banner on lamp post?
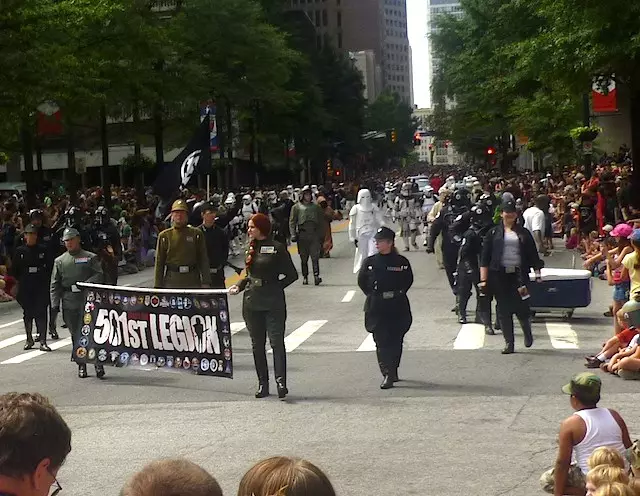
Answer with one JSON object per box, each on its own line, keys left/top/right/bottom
{"left": 592, "top": 76, "right": 618, "bottom": 113}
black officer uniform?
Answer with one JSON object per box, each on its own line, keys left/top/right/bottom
{"left": 427, "top": 189, "right": 471, "bottom": 296}
{"left": 199, "top": 204, "right": 230, "bottom": 289}
{"left": 455, "top": 201, "right": 494, "bottom": 330}
{"left": 480, "top": 200, "right": 544, "bottom": 354}
{"left": 91, "top": 206, "right": 121, "bottom": 285}
{"left": 357, "top": 227, "right": 414, "bottom": 389}
{"left": 237, "top": 236, "right": 298, "bottom": 399}
{"left": 11, "top": 224, "right": 53, "bottom": 351}
{"left": 18, "top": 209, "right": 59, "bottom": 340}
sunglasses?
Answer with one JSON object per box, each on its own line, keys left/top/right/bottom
{"left": 0, "top": 479, "right": 61, "bottom": 496}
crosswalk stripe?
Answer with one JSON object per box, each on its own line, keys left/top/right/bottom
{"left": 357, "top": 334, "right": 376, "bottom": 351}
{"left": 341, "top": 290, "right": 356, "bottom": 303}
{"left": 1, "top": 337, "right": 73, "bottom": 365}
{"left": 546, "top": 322, "right": 579, "bottom": 349}
{"left": 230, "top": 322, "right": 246, "bottom": 335}
{"left": 274, "top": 320, "right": 328, "bottom": 353}
{"left": 0, "top": 319, "right": 23, "bottom": 330}
{"left": 0, "top": 334, "right": 26, "bottom": 350}
{"left": 453, "top": 324, "right": 486, "bottom": 350}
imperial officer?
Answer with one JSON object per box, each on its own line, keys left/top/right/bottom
{"left": 199, "top": 203, "right": 229, "bottom": 289}
{"left": 357, "top": 226, "right": 414, "bottom": 389}
{"left": 154, "top": 199, "right": 212, "bottom": 289}
{"left": 11, "top": 224, "right": 52, "bottom": 351}
{"left": 50, "top": 228, "right": 104, "bottom": 378}
{"left": 289, "top": 186, "right": 324, "bottom": 286}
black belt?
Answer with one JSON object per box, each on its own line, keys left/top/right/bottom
{"left": 249, "top": 277, "right": 278, "bottom": 287}
{"left": 166, "top": 264, "right": 197, "bottom": 273}
{"left": 376, "top": 290, "right": 403, "bottom": 300}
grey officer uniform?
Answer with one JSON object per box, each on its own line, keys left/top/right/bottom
{"left": 50, "top": 228, "right": 104, "bottom": 377}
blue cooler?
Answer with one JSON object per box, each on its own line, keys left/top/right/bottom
{"left": 528, "top": 268, "right": 592, "bottom": 319}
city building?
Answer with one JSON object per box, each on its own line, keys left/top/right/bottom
{"left": 350, "top": 50, "right": 383, "bottom": 103}
{"left": 427, "top": 0, "right": 462, "bottom": 101}
{"left": 287, "top": 0, "right": 413, "bottom": 104}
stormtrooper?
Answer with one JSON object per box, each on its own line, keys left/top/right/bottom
{"left": 421, "top": 186, "right": 436, "bottom": 246}
{"left": 349, "top": 188, "right": 385, "bottom": 273}
{"left": 445, "top": 176, "right": 456, "bottom": 190}
{"left": 394, "top": 183, "right": 422, "bottom": 251}
{"left": 241, "top": 194, "right": 258, "bottom": 221}
{"left": 384, "top": 182, "right": 397, "bottom": 218}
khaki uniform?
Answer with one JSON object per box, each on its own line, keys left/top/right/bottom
{"left": 154, "top": 225, "right": 211, "bottom": 289}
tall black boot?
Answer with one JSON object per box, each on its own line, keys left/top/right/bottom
{"left": 500, "top": 313, "right": 515, "bottom": 354}
{"left": 23, "top": 318, "right": 34, "bottom": 350}
{"left": 519, "top": 313, "right": 534, "bottom": 348}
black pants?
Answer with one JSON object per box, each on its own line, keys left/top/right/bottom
{"left": 297, "top": 233, "right": 320, "bottom": 278}
{"left": 456, "top": 265, "right": 480, "bottom": 319}
{"left": 21, "top": 303, "right": 48, "bottom": 344}
{"left": 243, "top": 307, "right": 287, "bottom": 386}
{"left": 62, "top": 308, "right": 82, "bottom": 355}
{"left": 209, "top": 271, "right": 226, "bottom": 289}
{"left": 443, "top": 244, "right": 458, "bottom": 294}
{"left": 373, "top": 330, "right": 405, "bottom": 377}
{"left": 49, "top": 304, "right": 58, "bottom": 332}
{"left": 490, "top": 271, "right": 533, "bottom": 347}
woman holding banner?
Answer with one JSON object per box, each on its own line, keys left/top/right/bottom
{"left": 228, "top": 213, "right": 298, "bottom": 399}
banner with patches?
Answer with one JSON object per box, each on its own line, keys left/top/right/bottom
{"left": 75, "top": 283, "right": 232, "bottom": 378}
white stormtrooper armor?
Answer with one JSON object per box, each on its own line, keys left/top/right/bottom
{"left": 241, "top": 194, "right": 258, "bottom": 221}
{"left": 445, "top": 176, "right": 456, "bottom": 190}
{"left": 394, "top": 183, "right": 422, "bottom": 251}
{"left": 349, "top": 188, "right": 384, "bottom": 273}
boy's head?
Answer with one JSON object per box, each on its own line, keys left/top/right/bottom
{"left": 586, "top": 464, "right": 629, "bottom": 495}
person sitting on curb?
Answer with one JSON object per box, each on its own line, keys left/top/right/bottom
{"left": 540, "top": 372, "right": 632, "bottom": 496}
{"left": 586, "top": 312, "right": 638, "bottom": 369}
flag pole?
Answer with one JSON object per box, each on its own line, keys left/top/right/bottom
{"left": 207, "top": 174, "right": 210, "bottom": 201}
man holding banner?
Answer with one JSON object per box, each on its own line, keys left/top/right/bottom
{"left": 154, "top": 200, "right": 212, "bottom": 290}
{"left": 50, "top": 228, "right": 105, "bottom": 379}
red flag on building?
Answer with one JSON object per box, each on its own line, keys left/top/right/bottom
{"left": 592, "top": 77, "right": 618, "bottom": 113}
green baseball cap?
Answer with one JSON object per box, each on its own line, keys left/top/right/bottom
{"left": 562, "top": 372, "right": 601, "bottom": 399}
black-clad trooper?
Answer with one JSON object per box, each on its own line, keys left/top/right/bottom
{"left": 426, "top": 188, "right": 471, "bottom": 297}
{"left": 454, "top": 200, "right": 495, "bottom": 331}
{"left": 91, "top": 206, "right": 121, "bottom": 285}
{"left": 357, "top": 226, "right": 414, "bottom": 389}
{"left": 199, "top": 203, "right": 230, "bottom": 289}
{"left": 11, "top": 224, "right": 52, "bottom": 351}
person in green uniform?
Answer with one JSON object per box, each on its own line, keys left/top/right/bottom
{"left": 154, "top": 199, "right": 212, "bottom": 289}
{"left": 50, "top": 228, "right": 104, "bottom": 379}
{"left": 289, "top": 185, "right": 324, "bottom": 286}
{"left": 228, "top": 213, "right": 298, "bottom": 399}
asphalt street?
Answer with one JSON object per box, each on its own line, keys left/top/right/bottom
{"left": 1, "top": 219, "right": 638, "bottom": 496}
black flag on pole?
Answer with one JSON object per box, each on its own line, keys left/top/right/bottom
{"left": 153, "top": 115, "right": 212, "bottom": 199}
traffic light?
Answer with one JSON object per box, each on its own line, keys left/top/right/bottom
{"left": 413, "top": 132, "right": 421, "bottom": 146}
{"left": 391, "top": 130, "right": 397, "bottom": 143}
{"left": 326, "top": 159, "right": 333, "bottom": 177}
{"left": 487, "top": 147, "right": 496, "bottom": 155}
{"left": 428, "top": 143, "right": 434, "bottom": 151}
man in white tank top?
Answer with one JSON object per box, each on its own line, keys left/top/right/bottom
{"left": 540, "top": 372, "right": 632, "bottom": 495}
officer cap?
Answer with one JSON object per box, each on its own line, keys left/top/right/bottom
{"left": 171, "top": 199, "right": 189, "bottom": 212}
{"left": 62, "top": 227, "right": 80, "bottom": 241}
{"left": 200, "top": 203, "right": 216, "bottom": 214}
{"left": 502, "top": 200, "right": 517, "bottom": 213}
{"left": 28, "top": 209, "right": 44, "bottom": 219}
{"left": 374, "top": 226, "right": 395, "bottom": 241}
{"left": 24, "top": 224, "right": 38, "bottom": 234}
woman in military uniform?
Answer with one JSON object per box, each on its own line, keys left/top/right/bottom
{"left": 357, "top": 226, "right": 414, "bottom": 389}
{"left": 229, "top": 213, "right": 298, "bottom": 399}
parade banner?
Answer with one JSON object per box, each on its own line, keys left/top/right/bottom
{"left": 75, "top": 283, "right": 233, "bottom": 378}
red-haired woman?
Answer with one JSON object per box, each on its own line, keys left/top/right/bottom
{"left": 229, "top": 213, "right": 298, "bottom": 399}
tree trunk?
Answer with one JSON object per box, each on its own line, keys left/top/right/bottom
{"left": 21, "top": 122, "right": 36, "bottom": 208}
{"left": 35, "top": 137, "right": 44, "bottom": 192}
{"left": 256, "top": 102, "right": 262, "bottom": 187}
{"left": 66, "top": 118, "right": 78, "bottom": 205}
{"left": 226, "top": 100, "right": 237, "bottom": 188}
{"left": 630, "top": 86, "right": 640, "bottom": 209}
{"left": 154, "top": 102, "right": 164, "bottom": 174}
{"left": 133, "top": 102, "right": 146, "bottom": 207}
{"left": 100, "top": 105, "right": 112, "bottom": 213}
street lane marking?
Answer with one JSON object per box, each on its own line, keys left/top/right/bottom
{"left": 357, "top": 334, "right": 376, "bottom": 351}
{"left": 0, "top": 319, "right": 23, "bottom": 330}
{"left": 453, "top": 324, "right": 486, "bottom": 350}
{"left": 230, "top": 322, "right": 246, "bottom": 335}
{"left": 269, "top": 320, "right": 328, "bottom": 353}
{"left": 341, "top": 290, "right": 356, "bottom": 303}
{"left": 1, "top": 337, "right": 72, "bottom": 365}
{"left": 0, "top": 334, "right": 26, "bottom": 350}
{"left": 546, "top": 322, "right": 579, "bottom": 349}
